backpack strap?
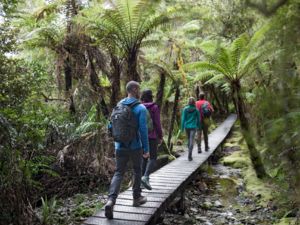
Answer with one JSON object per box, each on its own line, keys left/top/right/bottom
{"left": 128, "top": 100, "right": 140, "bottom": 109}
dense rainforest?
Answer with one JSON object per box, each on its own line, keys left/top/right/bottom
{"left": 0, "top": 0, "right": 299, "bottom": 224}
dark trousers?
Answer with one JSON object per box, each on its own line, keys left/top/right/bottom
{"left": 108, "top": 149, "right": 143, "bottom": 202}
{"left": 198, "top": 118, "right": 209, "bottom": 149}
{"left": 142, "top": 139, "right": 158, "bottom": 178}
{"left": 186, "top": 128, "right": 197, "bottom": 159}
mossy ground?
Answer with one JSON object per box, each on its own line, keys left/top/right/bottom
{"left": 221, "top": 127, "right": 275, "bottom": 206}
{"left": 274, "top": 217, "right": 298, "bottom": 225}
{"left": 221, "top": 125, "right": 300, "bottom": 224}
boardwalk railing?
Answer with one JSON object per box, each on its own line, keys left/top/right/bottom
{"left": 83, "top": 114, "right": 237, "bottom": 225}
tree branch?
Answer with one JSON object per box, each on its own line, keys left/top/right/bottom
{"left": 246, "top": 0, "right": 289, "bottom": 16}
{"left": 42, "top": 93, "right": 67, "bottom": 102}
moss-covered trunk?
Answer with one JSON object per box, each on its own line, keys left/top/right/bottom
{"left": 233, "top": 81, "right": 267, "bottom": 178}
{"left": 109, "top": 55, "right": 121, "bottom": 109}
{"left": 156, "top": 71, "right": 166, "bottom": 109}
{"left": 126, "top": 52, "right": 140, "bottom": 82}
{"left": 87, "top": 50, "right": 109, "bottom": 119}
{"left": 167, "top": 86, "right": 180, "bottom": 149}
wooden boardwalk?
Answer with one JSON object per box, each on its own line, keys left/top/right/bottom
{"left": 83, "top": 114, "right": 237, "bottom": 225}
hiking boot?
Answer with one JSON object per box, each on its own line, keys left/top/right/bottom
{"left": 205, "top": 146, "right": 209, "bottom": 152}
{"left": 188, "top": 157, "right": 193, "bottom": 161}
{"left": 141, "top": 176, "right": 152, "bottom": 190}
{"left": 197, "top": 144, "right": 202, "bottom": 153}
{"left": 104, "top": 199, "right": 115, "bottom": 219}
{"left": 133, "top": 196, "right": 147, "bottom": 207}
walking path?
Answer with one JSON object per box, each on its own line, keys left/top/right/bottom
{"left": 83, "top": 114, "right": 237, "bottom": 225}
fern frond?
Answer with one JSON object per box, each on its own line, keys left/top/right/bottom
{"left": 199, "top": 40, "right": 221, "bottom": 57}
{"left": 230, "top": 33, "right": 249, "bottom": 73}
{"left": 183, "top": 61, "right": 227, "bottom": 76}
{"left": 215, "top": 46, "right": 234, "bottom": 76}
{"left": 193, "top": 71, "right": 216, "bottom": 82}
{"left": 240, "top": 22, "right": 271, "bottom": 62}
{"left": 205, "top": 74, "right": 225, "bottom": 85}
{"left": 140, "top": 39, "right": 161, "bottom": 49}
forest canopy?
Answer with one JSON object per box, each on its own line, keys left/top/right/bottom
{"left": 0, "top": 0, "right": 299, "bottom": 224}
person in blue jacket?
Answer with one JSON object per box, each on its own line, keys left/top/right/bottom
{"left": 104, "top": 81, "right": 150, "bottom": 219}
{"left": 181, "top": 97, "right": 201, "bottom": 161}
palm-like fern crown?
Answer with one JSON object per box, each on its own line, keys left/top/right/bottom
{"left": 80, "top": 0, "right": 170, "bottom": 56}
{"left": 18, "top": 1, "right": 66, "bottom": 51}
{"left": 184, "top": 25, "right": 270, "bottom": 85}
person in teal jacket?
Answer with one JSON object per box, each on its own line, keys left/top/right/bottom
{"left": 181, "top": 97, "right": 201, "bottom": 161}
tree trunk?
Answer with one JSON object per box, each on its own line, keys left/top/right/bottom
{"left": 64, "top": 57, "right": 72, "bottom": 91}
{"left": 86, "top": 51, "right": 109, "bottom": 119}
{"left": 233, "top": 81, "right": 267, "bottom": 178}
{"left": 69, "top": 95, "right": 76, "bottom": 114}
{"left": 209, "top": 84, "right": 224, "bottom": 114}
{"left": 195, "top": 85, "right": 200, "bottom": 99}
{"left": 167, "top": 86, "right": 180, "bottom": 149}
{"left": 126, "top": 53, "right": 140, "bottom": 82}
{"left": 156, "top": 71, "right": 166, "bottom": 108}
{"left": 110, "top": 55, "right": 121, "bottom": 108}
{"left": 223, "top": 92, "right": 229, "bottom": 114}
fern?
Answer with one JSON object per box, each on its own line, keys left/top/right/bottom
{"left": 73, "top": 105, "right": 102, "bottom": 137}
{"left": 183, "top": 30, "right": 273, "bottom": 89}
{"left": 77, "top": 0, "right": 172, "bottom": 66}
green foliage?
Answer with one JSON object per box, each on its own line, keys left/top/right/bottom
{"left": 185, "top": 30, "right": 269, "bottom": 85}
{"left": 41, "top": 196, "right": 57, "bottom": 225}
{"left": 77, "top": 0, "right": 174, "bottom": 81}
{"left": 72, "top": 105, "right": 102, "bottom": 138}
{"left": 1, "top": 0, "right": 300, "bottom": 223}
{"left": 249, "top": 0, "right": 300, "bottom": 192}
{"left": 78, "top": 0, "right": 171, "bottom": 52}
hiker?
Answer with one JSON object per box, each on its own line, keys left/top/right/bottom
{"left": 181, "top": 97, "right": 201, "bottom": 161}
{"left": 104, "top": 81, "right": 150, "bottom": 219}
{"left": 140, "top": 89, "right": 163, "bottom": 190}
{"left": 196, "top": 92, "right": 213, "bottom": 153}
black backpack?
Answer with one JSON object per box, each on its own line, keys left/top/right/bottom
{"left": 110, "top": 101, "right": 140, "bottom": 143}
{"left": 201, "top": 101, "right": 212, "bottom": 118}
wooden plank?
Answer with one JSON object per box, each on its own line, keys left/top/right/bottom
{"left": 94, "top": 211, "right": 150, "bottom": 222}
{"left": 155, "top": 169, "right": 193, "bottom": 174}
{"left": 149, "top": 184, "right": 179, "bottom": 189}
{"left": 150, "top": 176, "right": 186, "bottom": 180}
{"left": 128, "top": 187, "right": 174, "bottom": 194}
{"left": 112, "top": 205, "right": 156, "bottom": 215}
{"left": 149, "top": 178, "right": 185, "bottom": 184}
{"left": 116, "top": 199, "right": 162, "bottom": 208}
{"left": 153, "top": 172, "right": 188, "bottom": 176}
{"left": 118, "top": 194, "right": 166, "bottom": 202}
{"left": 147, "top": 180, "right": 181, "bottom": 185}
{"left": 84, "top": 217, "right": 144, "bottom": 225}
{"left": 147, "top": 183, "right": 180, "bottom": 189}
{"left": 122, "top": 191, "right": 170, "bottom": 198}
{"left": 155, "top": 168, "right": 193, "bottom": 172}
{"left": 150, "top": 175, "right": 185, "bottom": 181}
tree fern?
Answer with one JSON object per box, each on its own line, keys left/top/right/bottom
{"left": 77, "top": 0, "right": 172, "bottom": 81}
{"left": 184, "top": 61, "right": 228, "bottom": 76}
{"left": 183, "top": 31, "right": 273, "bottom": 178}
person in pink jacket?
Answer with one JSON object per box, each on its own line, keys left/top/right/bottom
{"left": 196, "top": 92, "right": 213, "bottom": 152}
{"left": 140, "top": 89, "right": 163, "bottom": 190}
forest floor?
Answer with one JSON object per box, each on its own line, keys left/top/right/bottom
{"left": 35, "top": 126, "right": 299, "bottom": 225}
{"left": 159, "top": 127, "right": 299, "bottom": 225}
